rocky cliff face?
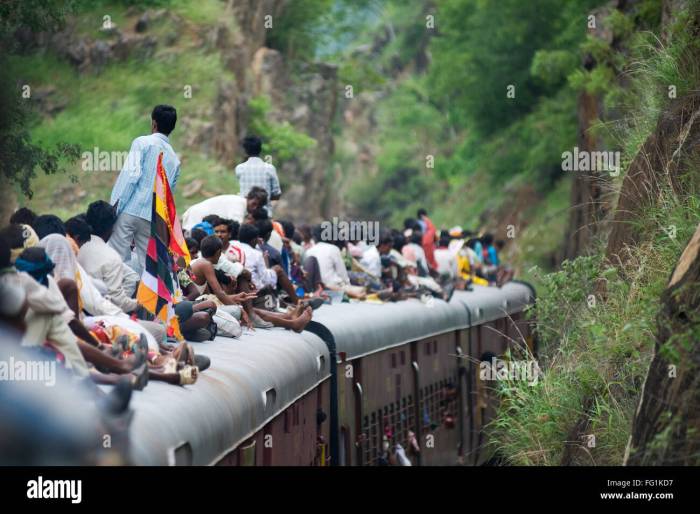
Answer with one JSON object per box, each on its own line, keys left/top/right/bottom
{"left": 212, "top": 0, "right": 339, "bottom": 222}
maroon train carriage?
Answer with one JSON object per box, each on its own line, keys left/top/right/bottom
{"left": 127, "top": 281, "right": 535, "bottom": 466}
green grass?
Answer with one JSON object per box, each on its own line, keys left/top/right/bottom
{"left": 8, "top": 1, "right": 239, "bottom": 218}
{"left": 487, "top": 0, "right": 700, "bottom": 464}
{"left": 490, "top": 187, "right": 699, "bottom": 465}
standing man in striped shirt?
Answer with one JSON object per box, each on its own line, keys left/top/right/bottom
{"left": 109, "top": 105, "right": 181, "bottom": 275}
{"left": 235, "top": 135, "right": 281, "bottom": 216}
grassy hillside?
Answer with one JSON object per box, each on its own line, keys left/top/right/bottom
{"left": 488, "top": 0, "right": 700, "bottom": 465}
{"left": 8, "top": 0, "right": 237, "bottom": 219}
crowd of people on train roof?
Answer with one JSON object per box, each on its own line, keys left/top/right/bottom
{"left": 0, "top": 104, "right": 514, "bottom": 397}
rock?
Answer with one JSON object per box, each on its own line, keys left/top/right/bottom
{"left": 90, "top": 40, "right": 112, "bottom": 69}
{"left": 65, "top": 39, "right": 89, "bottom": 68}
{"left": 135, "top": 12, "right": 150, "bottom": 33}
{"left": 111, "top": 34, "right": 157, "bottom": 61}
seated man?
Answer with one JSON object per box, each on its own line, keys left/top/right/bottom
{"left": 305, "top": 225, "right": 366, "bottom": 300}
{"left": 434, "top": 234, "right": 459, "bottom": 280}
{"left": 255, "top": 219, "right": 283, "bottom": 268}
{"left": 78, "top": 201, "right": 140, "bottom": 313}
{"left": 210, "top": 216, "right": 245, "bottom": 279}
{"left": 8, "top": 245, "right": 150, "bottom": 384}
{"left": 237, "top": 224, "right": 300, "bottom": 305}
{"left": 191, "top": 235, "right": 311, "bottom": 331}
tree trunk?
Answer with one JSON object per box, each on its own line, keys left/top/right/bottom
{"left": 562, "top": 4, "right": 616, "bottom": 261}
{"left": 624, "top": 222, "right": 700, "bottom": 465}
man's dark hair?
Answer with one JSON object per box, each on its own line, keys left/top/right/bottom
{"left": 214, "top": 218, "right": 236, "bottom": 234}
{"left": 249, "top": 207, "right": 269, "bottom": 221}
{"left": 152, "top": 104, "right": 177, "bottom": 135}
{"left": 403, "top": 218, "right": 419, "bottom": 230}
{"left": 417, "top": 208, "right": 428, "bottom": 218}
{"left": 85, "top": 200, "right": 117, "bottom": 238}
{"left": 247, "top": 186, "right": 268, "bottom": 206}
{"left": 229, "top": 220, "right": 240, "bottom": 240}
{"left": 392, "top": 232, "right": 406, "bottom": 252}
{"left": 64, "top": 215, "right": 92, "bottom": 246}
{"left": 10, "top": 207, "right": 37, "bottom": 226}
{"left": 238, "top": 224, "right": 259, "bottom": 246}
{"left": 18, "top": 246, "right": 47, "bottom": 264}
{"left": 378, "top": 232, "right": 394, "bottom": 248}
{"left": 466, "top": 238, "right": 480, "bottom": 250}
{"left": 279, "top": 220, "right": 295, "bottom": 239}
{"left": 482, "top": 233, "right": 494, "bottom": 246}
{"left": 242, "top": 135, "right": 262, "bottom": 156}
{"left": 0, "top": 225, "right": 26, "bottom": 249}
{"left": 190, "top": 227, "right": 207, "bottom": 245}
{"left": 200, "top": 235, "right": 223, "bottom": 258}
{"left": 185, "top": 237, "right": 199, "bottom": 255}
{"left": 203, "top": 215, "right": 221, "bottom": 227}
{"left": 32, "top": 215, "right": 65, "bottom": 239}
{"left": 438, "top": 236, "right": 451, "bottom": 248}
{"left": 255, "top": 219, "right": 273, "bottom": 242}
{"left": 311, "top": 224, "right": 324, "bottom": 244}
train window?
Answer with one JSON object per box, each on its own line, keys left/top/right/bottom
{"left": 400, "top": 351, "right": 406, "bottom": 365}
{"left": 284, "top": 410, "right": 290, "bottom": 433}
{"left": 433, "top": 340, "right": 438, "bottom": 353}
{"left": 391, "top": 353, "right": 397, "bottom": 368}
{"left": 425, "top": 342, "right": 431, "bottom": 356}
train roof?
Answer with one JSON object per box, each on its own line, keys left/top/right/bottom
{"left": 451, "top": 281, "right": 535, "bottom": 325}
{"left": 128, "top": 327, "right": 330, "bottom": 465}
{"left": 128, "top": 282, "right": 534, "bottom": 464}
{"left": 305, "top": 297, "right": 469, "bottom": 361}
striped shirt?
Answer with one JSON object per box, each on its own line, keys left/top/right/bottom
{"left": 110, "top": 132, "right": 181, "bottom": 221}
{"left": 235, "top": 157, "right": 281, "bottom": 215}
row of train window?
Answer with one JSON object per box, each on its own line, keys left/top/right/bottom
{"left": 360, "top": 377, "right": 458, "bottom": 465}
{"left": 388, "top": 340, "right": 441, "bottom": 369}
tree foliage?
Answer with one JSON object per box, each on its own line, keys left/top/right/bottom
{"left": 0, "top": 0, "right": 81, "bottom": 199}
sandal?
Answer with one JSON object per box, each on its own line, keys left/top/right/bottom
{"left": 130, "top": 363, "right": 149, "bottom": 391}
{"left": 161, "top": 356, "right": 178, "bottom": 374}
{"left": 131, "top": 333, "right": 149, "bottom": 354}
{"left": 178, "top": 365, "right": 198, "bottom": 385}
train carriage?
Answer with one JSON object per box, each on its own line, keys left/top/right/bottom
{"left": 129, "top": 281, "right": 535, "bottom": 466}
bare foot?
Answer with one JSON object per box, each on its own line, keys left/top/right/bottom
{"left": 288, "top": 302, "right": 305, "bottom": 318}
{"left": 289, "top": 307, "right": 312, "bottom": 333}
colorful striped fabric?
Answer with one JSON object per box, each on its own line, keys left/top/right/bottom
{"left": 136, "top": 152, "right": 191, "bottom": 340}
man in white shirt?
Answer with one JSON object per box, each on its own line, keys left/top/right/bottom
{"left": 79, "top": 201, "right": 140, "bottom": 314}
{"left": 237, "top": 224, "right": 300, "bottom": 303}
{"left": 109, "top": 105, "right": 181, "bottom": 275}
{"left": 434, "top": 235, "right": 459, "bottom": 279}
{"left": 235, "top": 136, "right": 281, "bottom": 216}
{"left": 305, "top": 227, "right": 366, "bottom": 299}
{"left": 181, "top": 187, "right": 268, "bottom": 230}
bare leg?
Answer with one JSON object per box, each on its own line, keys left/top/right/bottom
{"left": 180, "top": 312, "right": 212, "bottom": 334}
{"left": 56, "top": 278, "right": 104, "bottom": 347}
{"left": 77, "top": 340, "right": 144, "bottom": 374}
{"left": 254, "top": 306, "right": 312, "bottom": 332}
{"left": 272, "top": 265, "right": 299, "bottom": 303}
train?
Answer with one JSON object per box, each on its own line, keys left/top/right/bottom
{"left": 128, "top": 281, "right": 536, "bottom": 466}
